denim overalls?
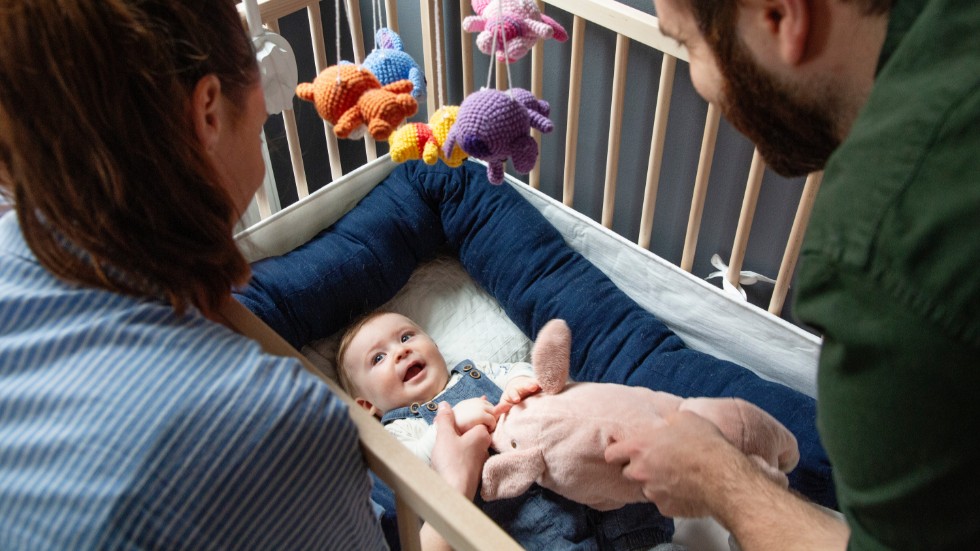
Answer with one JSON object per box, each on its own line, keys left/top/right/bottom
{"left": 375, "top": 360, "right": 677, "bottom": 550}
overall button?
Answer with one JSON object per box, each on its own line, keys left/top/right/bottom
{"left": 469, "top": 370, "right": 482, "bottom": 379}
{"left": 426, "top": 402, "right": 439, "bottom": 411}
{"left": 462, "top": 364, "right": 473, "bottom": 372}
{"left": 409, "top": 403, "right": 420, "bottom": 413}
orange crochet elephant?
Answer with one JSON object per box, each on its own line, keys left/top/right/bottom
{"left": 295, "top": 64, "right": 417, "bottom": 141}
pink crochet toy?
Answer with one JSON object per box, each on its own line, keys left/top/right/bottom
{"left": 464, "top": 0, "right": 568, "bottom": 63}
{"left": 295, "top": 64, "right": 417, "bottom": 141}
{"left": 442, "top": 88, "right": 553, "bottom": 184}
{"left": 481, "top": 319, "right": 801, "bottom": 511}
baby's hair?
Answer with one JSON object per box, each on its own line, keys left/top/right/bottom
{"left": 335, "top": 309, "right": 393, "bottom": 395}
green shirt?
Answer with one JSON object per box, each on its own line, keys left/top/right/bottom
{"left": 794, "top": 0, "right": 980, "bottom": 548}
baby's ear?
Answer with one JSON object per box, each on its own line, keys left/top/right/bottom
{"left": 355, "top": 397, "right": 381, "bottom": 418}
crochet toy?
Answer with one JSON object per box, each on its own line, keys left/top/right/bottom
{"left": 463, "top": 0, "right": 569, "bottom": 63}
{"left": 295, "top": 64, "right": 417, "bottom": 141}
{"left": 442, "top": 88, "right": 553, "bottom": 184}
{"left": 342, "top": 28, "right": 426, "bottom": 102}
{"left": 481, "top": 319, "right": 801, "bottom": 511}
{"left": 388, "top": 106, "right": 467, "bottom": 167}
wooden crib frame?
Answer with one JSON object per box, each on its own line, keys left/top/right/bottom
{"left": 236, "top": 1, "right": 824, "bottom": 548}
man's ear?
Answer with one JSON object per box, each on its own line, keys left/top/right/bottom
{"left": 191, "top": 74, "right": 223, "bottom": 153}
{"left": 743, "top": 0, "right": 811, "bottom": 66}
{"left": 355, "top": 397, "right": 381, "bottom": 418}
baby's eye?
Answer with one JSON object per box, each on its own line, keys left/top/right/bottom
{"left": 372, "top": 353, "right": 386, "bottom": 365}
{"left": 400, "top": 332, "right": 414, "bottom": 343}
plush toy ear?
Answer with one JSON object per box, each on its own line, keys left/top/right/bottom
{"left": 532, "top": 319, "right": 571, "bottom": 394}
{"left": 295, "top": 82, "right": 315, "bottom": 102}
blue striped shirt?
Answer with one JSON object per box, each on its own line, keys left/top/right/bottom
{"left": 0, "top": 212, "right": 386, "bottom": 550}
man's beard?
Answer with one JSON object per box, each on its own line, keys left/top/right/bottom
{"left": 718, "top": 38, "right": 842, "bottom": 177}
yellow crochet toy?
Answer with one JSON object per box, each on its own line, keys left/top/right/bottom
{"left": 388, "top": 106, "right": 467, "bottom": 167}
{"left": 295, "top": 64, "right": 417, "bottom": 141}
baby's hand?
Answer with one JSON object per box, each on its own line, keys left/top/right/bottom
{"left": 494, "top": 376, "right": 541, "bottom": 416}
{"left": 453, "top": 397, "right": 497, "bottom": 433}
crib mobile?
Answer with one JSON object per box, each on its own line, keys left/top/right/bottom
{"left": 293, "top": 0, "right": 564, "bottom": 184}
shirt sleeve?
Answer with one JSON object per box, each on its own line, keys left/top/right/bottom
{"left": 477, "top": 360, "right": 536, "bottom": 391}
{"left": 386, "top": 418, "right": 438, "bottom": 465}
{"left": 103, "top": 356, "right": 388, "bottom": 551}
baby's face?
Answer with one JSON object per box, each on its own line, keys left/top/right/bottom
{"left": 344, "top": 313, "right": 449, "bottom": 416}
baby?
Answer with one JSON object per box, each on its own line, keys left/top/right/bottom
{"left": 337, "top": 310, "right": 682, "bottom": 551}
{"left": 337, "top": 310, "right": 540, "bottom": 463}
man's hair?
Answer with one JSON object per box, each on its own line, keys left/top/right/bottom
{"left": 336, "top": 310, "right": 394, "bottom": 396}
{"left": 0, "top": 0, "right": 257, "bottom": 316}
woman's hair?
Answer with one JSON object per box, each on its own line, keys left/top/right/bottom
{"left": 336, "top": 310, "right": 394, "bottom": 396}
{"left": 0, "top": 0, "right": 258, "bottom": 316}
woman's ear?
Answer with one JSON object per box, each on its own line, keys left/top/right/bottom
{"left": 191, "top": 74, "right": 223, "bottom": 153}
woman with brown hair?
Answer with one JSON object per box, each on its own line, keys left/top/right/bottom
{"left": 0, "top": 1, "right": 392, "bottom": 548}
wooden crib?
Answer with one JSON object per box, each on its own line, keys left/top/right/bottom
{"left": 233, "top": 1, "right": 826, "bottom": 548}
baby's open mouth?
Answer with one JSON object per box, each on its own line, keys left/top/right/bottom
{"left": 403, "top": 362, "right": 424, "bottom": 382}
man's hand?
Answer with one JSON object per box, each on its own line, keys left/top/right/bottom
{"left": 604, "top": 410, "right": 745, "bottom": 518}
{"left": 431, "top": 402, "right": 492, "bottom": 500}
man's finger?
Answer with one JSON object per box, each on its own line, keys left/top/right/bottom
{"left": 604, "top": 439, "right": 632, "bottom": 466}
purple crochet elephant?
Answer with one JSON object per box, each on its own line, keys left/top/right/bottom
{"left": 443, "top": 88, "right": 554, "bottom": 184}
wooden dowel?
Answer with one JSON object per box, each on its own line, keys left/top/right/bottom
{"left": 529, "top": 0, "right": 545, "bottom": 190}
{"left": 680, "top": 102, "right": 721, "bottom": 272}
{"left": 385, "top": 0, "right": 399, "bottom": 33}
{"left": 638, "top": 54, "right": 676, "bottom": 249}
{"left": 306, "top": 2, "right": 343, "bottom": 180}
{"left": 727, "top": 148, "right": 766, "bottom": 288}
{"left": 396, "top": 494, "right": 423, "bottom": 551}
{"left": 460, "top": 0, "right": 474, "bottom": 99}
{"left": 495, "top": 59, "right": 507, "bottom": 90}
{"left": 562, "top": 15, "right": 586, "bottom": 207}
{"left": 281, "top": 109, "right": 310, "bottom": 198}
{"left": 601, "top": 34, "right": 629, "bottom": 228}
{"left": 769, "top": 172, "right": 823, "bottom": 315}
{"left": 420, "top": 0, "right": 438, "bottom": 118}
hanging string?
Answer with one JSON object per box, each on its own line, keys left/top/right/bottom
{"left": 432, "top": 0, "right": 445, "bottom": 108}
{"left": 482, "top": 0, "right": 514, "bottom": 95}
{"left": 370, "top": 0, "right": 380, "bottom": 46}
{"left": 335, "top": 0, "right": 342, "bottom": 84}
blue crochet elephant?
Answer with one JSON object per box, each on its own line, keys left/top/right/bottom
{"left": 344, "top": 28, "right": 426, "bottom": 103}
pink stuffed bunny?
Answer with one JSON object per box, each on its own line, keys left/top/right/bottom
{"left": 464, "top": 0, "right": 568, "bottom": 62}
{"left": 482, "top": 319, "right": 800, "bottom": 511}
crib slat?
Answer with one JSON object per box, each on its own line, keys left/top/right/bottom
{"left": 420, "top": 0, "right": 438, "bottom": 118}
{"left": 770, "top": 171, "right": 823, "bottom": 315}
{"left": 306, "top": 2, "right": 344, "bottom": 180}
{"left": 385, "top": 0, "right": 399, "bottom": 32}
{"left": 601, "top": 34, "right": 629, "bottom": 228}
{"left": 562, "top": 15, "right": 586, "bottom": 207}
{"left": 264, "top": 18, "right": 310, "bottom": 200}
{"left": 459, "top": 0, "right": 474, "bottom": 99}
{"left": 344, "top": 0, "right": 377, "bottom": 161}
{"left": 681, "top": 102, "right": 721, "bottom": 272}
{"left": 432, "top": 0, "right": 448, "bottom": 109}
{"left": 495, "top": 60, "right": 508, "bottom": 90}
{"left": 529, "top": 0, "right": 546, "bottom": 190}
{"left": 396, "top": 495, "right": 424, "bottom": 551}
{"left": 637, "top": 54, "right": 676, "bottom": 249}
{"left": 727, "top": 148, "right": 766, "bottom": 288}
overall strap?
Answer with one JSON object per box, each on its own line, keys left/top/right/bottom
{"left": 381, "top": 360, "right": 502, "bottom": 425}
